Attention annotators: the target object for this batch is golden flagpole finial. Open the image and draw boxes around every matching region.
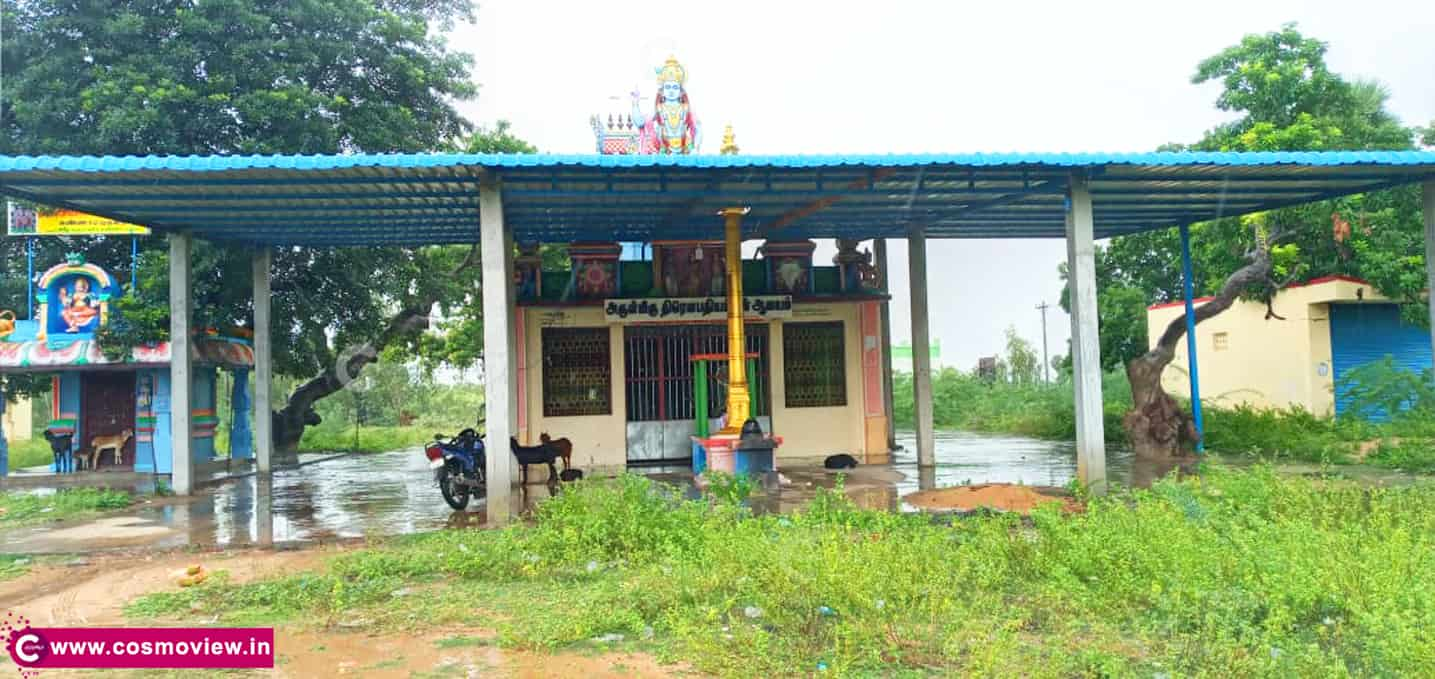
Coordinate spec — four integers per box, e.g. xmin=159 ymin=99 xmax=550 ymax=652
xmin=719 ymin=124 xmax=739 ymax=155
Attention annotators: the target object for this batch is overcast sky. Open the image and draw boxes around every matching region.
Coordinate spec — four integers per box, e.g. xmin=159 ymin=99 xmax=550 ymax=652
xmin=445 ymin=0 xmax=1435 ymax=369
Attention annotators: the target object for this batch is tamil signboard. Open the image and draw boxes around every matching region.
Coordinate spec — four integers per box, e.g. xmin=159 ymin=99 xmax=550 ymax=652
xmin=604 ymin=295 xmax=793 ymax=323
xmin=7 ymin=204 xmax=150 ymax=236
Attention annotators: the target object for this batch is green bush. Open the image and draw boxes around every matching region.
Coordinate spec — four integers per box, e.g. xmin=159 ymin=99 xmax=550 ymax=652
xmin=894 ymin=368 xmax=1129 ymax=443
xmin=5 ymin=437 xmax=57 ymax=471
xmin=0 ymin=487 xmax=132 ymax=527
xmin=297 ymin=424 xmax=430 ymax=454
xmin=894 ymin=368 xmax=1435 ymax=465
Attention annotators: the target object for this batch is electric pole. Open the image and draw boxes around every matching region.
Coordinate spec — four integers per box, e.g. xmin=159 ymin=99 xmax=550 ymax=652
xmin=1035 ymin=301 xmax=1051 ymax=383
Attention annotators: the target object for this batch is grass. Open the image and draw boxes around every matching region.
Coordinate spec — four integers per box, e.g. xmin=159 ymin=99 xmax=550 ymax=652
xmin=297 ymin=425 xmax=430 ymax=454
xmin=6 ymin=437 xmax=58 ymax=471
xmin=0 ymin=554 xmax=35 ymax=581
xmin=0 ymin=487 xmax=132 ymax=528
xmin=127 ymin=468 xmax=1435 ymax=677
xmin=895 ymin=368 xmax=1435 ymax=469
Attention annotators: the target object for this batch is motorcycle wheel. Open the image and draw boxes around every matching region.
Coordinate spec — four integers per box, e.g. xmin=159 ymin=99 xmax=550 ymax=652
xmin=438 ymin=464 xmax=470 ymax=510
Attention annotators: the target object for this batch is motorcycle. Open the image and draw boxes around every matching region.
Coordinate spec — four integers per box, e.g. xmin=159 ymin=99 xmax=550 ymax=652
xmin=423 ymin=428 xmax=485 ymax=510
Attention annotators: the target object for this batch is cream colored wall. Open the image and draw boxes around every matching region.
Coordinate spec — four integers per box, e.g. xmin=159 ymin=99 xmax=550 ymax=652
xmin=3 ymin=396 xmax=33 ymax=442
xmin=520 ymin=300 xmax=874 ymax=470
xmin=1306 ymin=303 xmax=1336 ymax=416
xmin=769 ymin=302 xmax=869 ymax=464
xmin=1145 ymin=279 xmax=1377 ymax=416
xmin=521 ymin=306 xmax=628 ymax=474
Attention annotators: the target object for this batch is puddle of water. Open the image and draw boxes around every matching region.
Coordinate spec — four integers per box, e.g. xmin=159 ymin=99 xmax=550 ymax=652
xmin=5 ymin=431 xmax=1420 ymax=554
xmin=890 ymin=430 xmax=1147 ymax=498
xmin=1 ymin=448 xmax=557 ymax=554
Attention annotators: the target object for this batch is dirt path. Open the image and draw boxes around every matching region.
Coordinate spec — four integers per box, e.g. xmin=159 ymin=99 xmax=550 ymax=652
xmin=0 ymin=547 xmax=683 ymax=678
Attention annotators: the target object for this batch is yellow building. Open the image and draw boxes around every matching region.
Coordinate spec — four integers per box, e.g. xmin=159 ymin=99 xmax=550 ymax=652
xmin=512 ymin=240 xmax=892 ymax=477
xmin=3 ymin=396 xmax=33 ymax=442
xmin=1147 ymin=276 xmax=1431 ymax=418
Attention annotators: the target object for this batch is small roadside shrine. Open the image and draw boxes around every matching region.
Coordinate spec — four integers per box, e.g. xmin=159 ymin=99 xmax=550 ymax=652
xmin=0 ymin=231 xmax=254 ymax=477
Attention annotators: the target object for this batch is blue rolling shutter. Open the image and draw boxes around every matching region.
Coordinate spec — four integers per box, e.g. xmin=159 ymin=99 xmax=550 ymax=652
xmin=1329 ymin=303 xmax=1432 ymax=420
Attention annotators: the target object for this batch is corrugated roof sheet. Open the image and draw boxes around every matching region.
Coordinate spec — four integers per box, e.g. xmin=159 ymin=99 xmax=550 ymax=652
xmin=1 ymin=151 xmax=1433 ymax=245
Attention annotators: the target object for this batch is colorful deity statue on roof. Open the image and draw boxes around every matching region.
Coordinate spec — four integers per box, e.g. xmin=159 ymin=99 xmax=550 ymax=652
xmin=631 ymin=56 xmax=701 ymax=154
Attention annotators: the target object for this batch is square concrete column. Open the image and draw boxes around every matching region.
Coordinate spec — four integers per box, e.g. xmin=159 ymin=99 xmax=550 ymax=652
xmin=252 ymin=247 xmax=273 ymax=473
xmin=907 ymin=228 xmax=936 ymax=467
xmin=169 ymin=233 xmax=194 ymax=495
xmin=479 ymin=181 xmax=514 ymax=522
xmin=1424 ymin=179 xmax=1435 ymax=364
xmin=874 ymin=238 xmax=896 ymax=450
xmin=1065 ymin=174 xmax=1107 ymax=493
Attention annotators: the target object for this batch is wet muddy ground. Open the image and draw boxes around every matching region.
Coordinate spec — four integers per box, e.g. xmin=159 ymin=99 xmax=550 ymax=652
xmin=0 ymin=547 xmax=679 ymax=678
xmin=2 ymin=431 xmax=1424 ymax=555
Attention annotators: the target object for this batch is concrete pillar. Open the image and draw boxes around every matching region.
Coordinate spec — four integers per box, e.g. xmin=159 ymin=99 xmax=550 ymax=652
xmin=875 ymin=239 xmax=896 ymax=451
xmin=255 ymin=474 xmax=274 ymax=547
xmin=1065 ymin=174 xmax=1107 ymax=493
xmin=169 ymin=233 xmax=194 ymax=495
xmin=907 ymin=228 xmax=935 ymax=467
xmin=479 ymin=181 xmax=514 ymax=523
xmin=1424 ymin=180 xmax=1435 ymax=365
xmin=252 ymin=248 xmax=273 ymax=473
xmin=503 ymin=229 xmax=521 ymax=486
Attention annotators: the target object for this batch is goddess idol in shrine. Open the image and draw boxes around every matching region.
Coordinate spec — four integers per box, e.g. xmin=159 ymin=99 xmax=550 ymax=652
xmin=631 ymin=56 xmax=701 ymax=154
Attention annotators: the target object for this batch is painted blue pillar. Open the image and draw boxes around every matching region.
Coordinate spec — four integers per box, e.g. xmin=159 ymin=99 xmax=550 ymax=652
xmin=229 ymin=368 xmax=254 ymax=460
xmin=1179 ymin=223 xmax=1205 ymax=453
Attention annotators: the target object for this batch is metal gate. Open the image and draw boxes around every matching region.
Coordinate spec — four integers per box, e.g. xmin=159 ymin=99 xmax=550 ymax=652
xmin=623 ymin=324 xmax=770 ymax=463
xmin=1330 ymin=303 xmax=1431 ymax=420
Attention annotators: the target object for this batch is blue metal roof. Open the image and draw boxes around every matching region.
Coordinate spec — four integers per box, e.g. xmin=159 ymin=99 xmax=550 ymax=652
xmin=2 ymin=151 xmax=1433 ymax=246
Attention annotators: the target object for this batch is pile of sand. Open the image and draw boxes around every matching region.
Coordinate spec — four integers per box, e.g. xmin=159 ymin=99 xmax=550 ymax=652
xmin=903 ymin=483 xmax=1082 ymax=514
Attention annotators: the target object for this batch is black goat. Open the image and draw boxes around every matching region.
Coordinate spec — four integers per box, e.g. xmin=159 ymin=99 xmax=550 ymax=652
xmin=43 ymin=429 xmax=74 ymax=473
xmin=510 ymin=437 xmax=560 ymax=485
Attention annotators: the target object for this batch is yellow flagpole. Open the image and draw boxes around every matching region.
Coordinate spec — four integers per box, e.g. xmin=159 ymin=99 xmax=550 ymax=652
xmin=718 ymin=206 xmax=750 ymax=434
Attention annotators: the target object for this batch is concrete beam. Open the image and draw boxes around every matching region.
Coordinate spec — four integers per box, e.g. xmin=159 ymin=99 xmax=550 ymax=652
xmin=1425 ymin=179 xmax=1435 ymax=366
xmin=1065 ymin=175 xmax=1107 ymax=493
xmin=479 ymin=182 xmax=514 ymax=522
xmin=252 ymin=248 xmax=273 ymax=473
xmin=169 ymin=233 xmax=194 ymax=495
xmin=908 ymin=228 xmax=935 ymax=467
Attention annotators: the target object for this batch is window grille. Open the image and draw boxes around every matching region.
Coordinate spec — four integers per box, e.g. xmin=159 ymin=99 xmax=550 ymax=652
xmin=783 ymin=322 xmax=847 ymax=407
xmin=542 ymin=327 xmax=611 ymax=416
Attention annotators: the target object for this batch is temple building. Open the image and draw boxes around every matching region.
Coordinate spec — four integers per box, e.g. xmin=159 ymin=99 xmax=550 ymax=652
xmin=514 ymin=237 xmax=892 ymax=472
xmin=0 ymin=254 xmax=254 ymax=476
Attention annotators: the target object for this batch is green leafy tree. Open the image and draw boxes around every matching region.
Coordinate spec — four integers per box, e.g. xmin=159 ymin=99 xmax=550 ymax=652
xmin=0 ymin=0 xmax=503 ymax=450
xmin=1067 ymin=24 xmax=1423 ymax=458
xmin=1002 ymin=326 xmax=1040 ymax=386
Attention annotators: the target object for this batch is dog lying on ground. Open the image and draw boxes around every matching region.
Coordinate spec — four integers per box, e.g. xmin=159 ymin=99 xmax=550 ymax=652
xmin=510 ymin=437 xmax=561 ymax=485
xmin=824 ymin=454 xmax=859 ymax=470
xmin=91 ymin=429 xmax=133 ymax=467
xmin=42 ymin=430 xmax=74 ymax=472
xmin=558 ymin=469 xmax=584 ymax=482
xmin=538 ymin=433 xmax=572 ymax=471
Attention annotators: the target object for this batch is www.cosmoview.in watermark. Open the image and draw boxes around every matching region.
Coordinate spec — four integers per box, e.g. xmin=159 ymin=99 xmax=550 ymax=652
xmin=4 ymin=613 xmax=273 ymax=675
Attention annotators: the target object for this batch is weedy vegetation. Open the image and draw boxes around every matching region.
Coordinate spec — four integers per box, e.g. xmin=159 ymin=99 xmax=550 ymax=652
xmin=127 ymin=468 xmax=1435 ymax=677
xmin=0 ymin=487 xmax=132 ymax=528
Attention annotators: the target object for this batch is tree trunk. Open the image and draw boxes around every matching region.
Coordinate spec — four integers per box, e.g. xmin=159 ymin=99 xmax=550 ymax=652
xmin=1124 ymin=246 xmax=1274 ymax=459
xmin=271 ymin=305 xmax=435 ymax=452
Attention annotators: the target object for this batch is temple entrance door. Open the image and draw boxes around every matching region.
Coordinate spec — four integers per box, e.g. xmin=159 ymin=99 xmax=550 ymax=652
xmin=623 ymin=324 xmax=771 ymax=465
xmin=81 ymin=372 xmax=137 ymax=467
